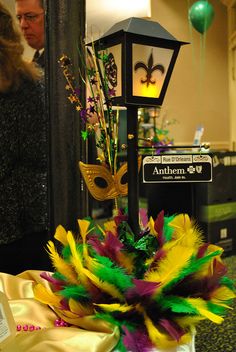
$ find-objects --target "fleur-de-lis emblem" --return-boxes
[134,50,165,87]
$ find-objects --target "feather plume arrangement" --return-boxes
[34,210,235,351]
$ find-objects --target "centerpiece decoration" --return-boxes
[33,18,235,352]
[34,209,235,351]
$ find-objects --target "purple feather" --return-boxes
[114,209,128,226]
[139,208,149,228]
[171,264,227,299]
[105,232,124,251]
[87,236,107,256]
[103,232,124,262]
[213,257,227,276]
[147,248,166,273]
[197,243,209,258]
[159,318,185,342]
[40,272,65,291]
[122,326,154,352]
[154,210,165,246]
[153,248,166,262]
[126,279,160,299]
[60,297,70,310]
[88,232,124,262]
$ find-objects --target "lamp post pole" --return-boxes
[127,106,140,236]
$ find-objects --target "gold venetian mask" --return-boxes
[79,156,142,201]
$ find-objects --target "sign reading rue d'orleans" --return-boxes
[143,154,212,183]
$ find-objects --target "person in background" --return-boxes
[15,0,45,68]
[0,1,50,274]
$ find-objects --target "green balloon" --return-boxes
[189,1,215,34]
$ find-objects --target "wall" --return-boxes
[151,0,229,149]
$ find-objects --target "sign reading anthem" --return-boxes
[143,154,212,183]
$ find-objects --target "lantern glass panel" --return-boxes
[132,44,174,98]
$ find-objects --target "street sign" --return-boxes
[143,154,212,183]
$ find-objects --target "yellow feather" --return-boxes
[54,307,83,319]
[66,231,90,288]
[198,308,224,324]
[54,225,68,246]
[175,315,205,328]
[77,219,91,242]
[186,297,224,324]
[94,303,134,313]
[33,283,61,307]
[117,251,135,274]
[69,298,94,316]
[77,219,92,267]
[167,214,203,250]
[169,213,191,231]
[193,245,224,279]
[82,267,124,301]
[208,243,224,254]
[97,224,106,237]
[145,245,194,292]
[211,286,236,304]
[144,312,192,349]
[46,241,78,284]
[148,217,158,237]
[104,220,117,236]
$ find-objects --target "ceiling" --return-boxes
[86,0,151,40]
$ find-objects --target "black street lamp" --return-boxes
[92,17,186,234]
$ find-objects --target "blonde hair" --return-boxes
[0,1,41,93]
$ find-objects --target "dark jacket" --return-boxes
[33,50,45,69]
[0,78,48,244]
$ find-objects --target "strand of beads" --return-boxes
[54,317,70,327]
[16,318,70,332]
[17,324,41,332]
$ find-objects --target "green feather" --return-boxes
[61,244,71,261]
[163,215,175,242]
[207,301,229,316]
[220,276,236,291]
[62,243,83,262]
[59,285,89,300]
[163,250,222,292]
[157,295,198,314]
[94,312,134,331]
[52,271,67,281]
[115,339,128,352]
[94,312,119,326]
[94,255,134,292]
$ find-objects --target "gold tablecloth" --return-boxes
[0,270,119,352]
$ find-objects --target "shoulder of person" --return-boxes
[21,76,45,95]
